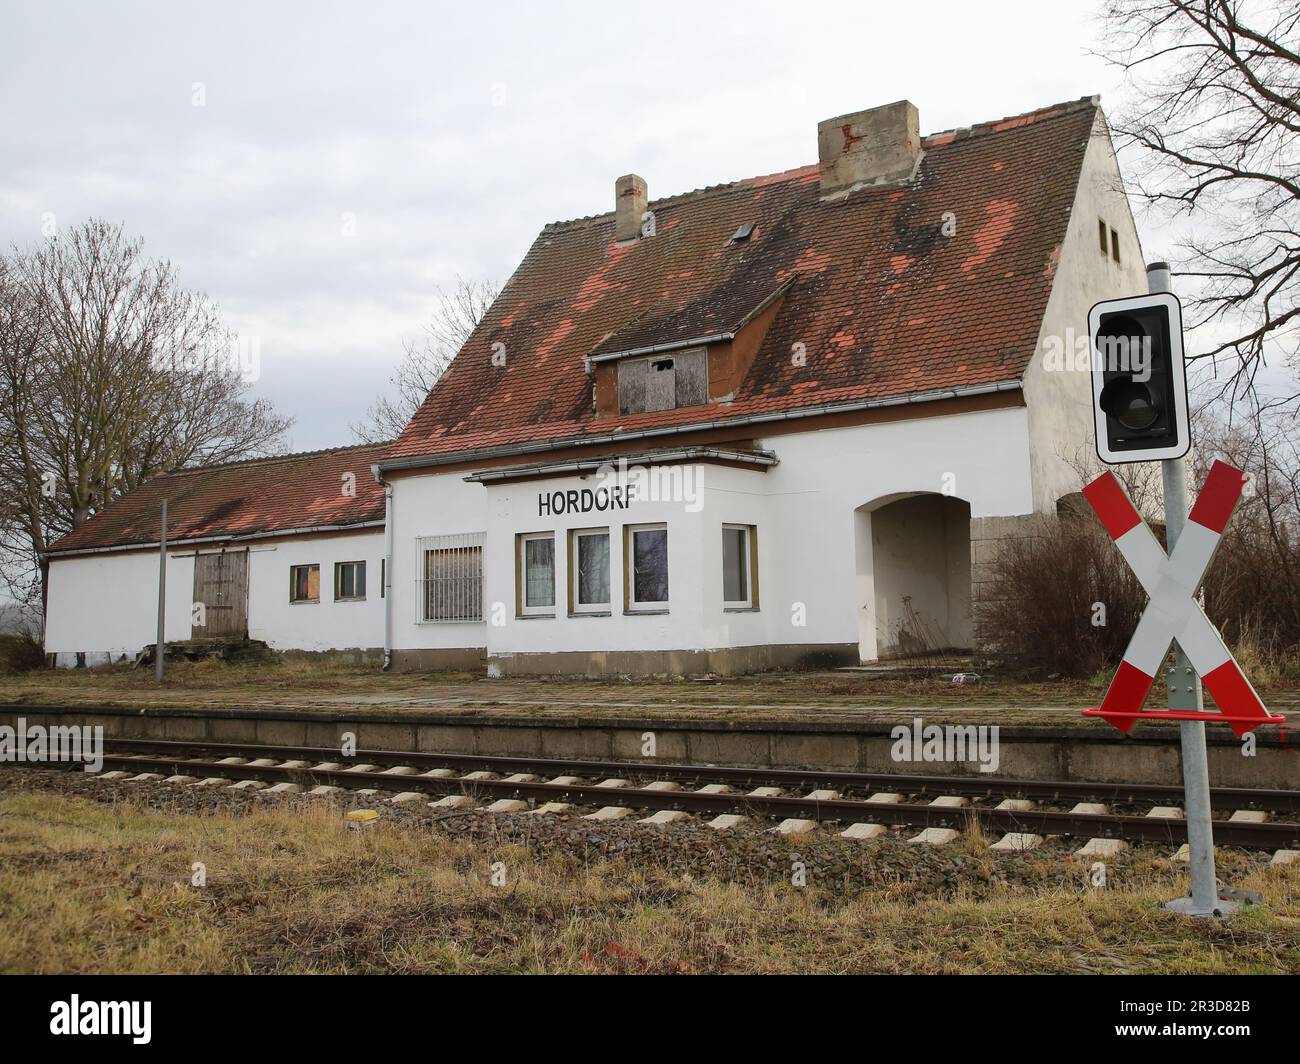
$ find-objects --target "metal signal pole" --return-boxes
[156,499,167,684]
[1146,262,1231,918]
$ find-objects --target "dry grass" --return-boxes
[1,786,1297,974]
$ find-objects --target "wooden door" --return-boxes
[191,549,249,639]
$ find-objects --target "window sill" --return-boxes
[289,599,320,605]
[569,611,612,618]
[516,613,556,620]
[334,597,366,604]
[724,606,759,613]
[624,608,670,616]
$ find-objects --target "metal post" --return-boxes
[1147,262,1231,918]
[156,499,167,684]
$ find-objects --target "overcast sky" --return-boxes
[0,0,1203,450]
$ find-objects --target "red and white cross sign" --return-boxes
[1082,460,1281,737]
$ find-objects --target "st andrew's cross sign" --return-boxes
[1081,459,1284,737]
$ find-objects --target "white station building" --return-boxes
[44,96,1147,675]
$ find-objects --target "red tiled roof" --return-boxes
[386,97,1102,467]
[46,444,388,554]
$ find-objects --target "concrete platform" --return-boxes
[11,700,1299,789]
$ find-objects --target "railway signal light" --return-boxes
[1088,291,1190,464]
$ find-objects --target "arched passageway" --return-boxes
[853,493,972,662]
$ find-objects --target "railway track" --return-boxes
[22,737,1300,859]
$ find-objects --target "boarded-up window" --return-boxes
[417,532,485,622]
[290,564,320,603]
[618,347,708,413]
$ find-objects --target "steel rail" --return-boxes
[89,752,1300,850]
[96,737,1300,813]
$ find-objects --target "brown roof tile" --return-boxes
[386,96,1101,466]
[47,444,387,554]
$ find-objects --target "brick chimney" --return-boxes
[817,101,920,197]
[615,174,648,241]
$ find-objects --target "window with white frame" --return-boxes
[625,523,668,611]
[417,533,484,623]
[334,560,366,601]
[518,532,556,616]
[570,527,610,614]
[722,524,757,609]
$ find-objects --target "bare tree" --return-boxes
[352,276,500,444]
[1097,0,1300,404]
[0,220,292,618]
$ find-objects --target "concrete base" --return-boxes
[485,799,530,813]
[991,832,1042,852]
[708,814,748,830]
[909,827,960,845]
[1271,849,1299,865]
[841,822,886,840]
[1075,837,1125,857]
[387,791,426,803]
[584,806,633,821]
[774,818,818,834]
[1163,895,1241,919]
[429,795,474,809]
[640,810,690,824]
[388,647,486,672]
[484,642,858,678]
[533,802,573,815]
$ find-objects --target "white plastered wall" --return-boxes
[1022,110,1150,513]
[390,403,1034,663]
[44,549,195,666]
[246,531,385,652]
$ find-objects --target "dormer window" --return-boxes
[618,347,708,414]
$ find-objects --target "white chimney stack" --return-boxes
[817,100,921,197]
[615,173,648,241]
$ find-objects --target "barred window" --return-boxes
[417,533,485,622]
